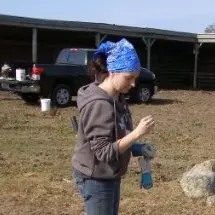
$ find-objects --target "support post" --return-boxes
[32,28,37,63]
[95,33,107,47]
[142,37,156,70]
[193,43,202,89]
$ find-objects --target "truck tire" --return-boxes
[133,84,153,103]
[20,93,39,103]
[51,84,71,107]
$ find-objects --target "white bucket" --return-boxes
[16,68,26,81]
[40,98,51,112]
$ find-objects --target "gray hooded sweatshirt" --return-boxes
[72,82,133,179]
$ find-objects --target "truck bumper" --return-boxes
[1,79,40,93]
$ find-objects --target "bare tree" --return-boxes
[205,23,215,33]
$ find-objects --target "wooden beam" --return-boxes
[0,14,198,42]
[143,33,196,43]
[197,34,215,43]
[32,28,37,63]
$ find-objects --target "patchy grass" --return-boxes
[0,90,215,214]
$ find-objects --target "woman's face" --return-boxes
[111,71,140,94]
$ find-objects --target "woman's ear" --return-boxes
[109,71,114,77]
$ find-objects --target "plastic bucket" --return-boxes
[40,98,51,112]
[16,68,26,81]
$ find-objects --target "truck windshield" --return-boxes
[68,50,86,65]
[56,49,95,65]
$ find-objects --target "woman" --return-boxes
[72,38,155,215]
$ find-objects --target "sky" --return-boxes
[0,0,215,33]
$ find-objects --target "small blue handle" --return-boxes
[131,143,143,157]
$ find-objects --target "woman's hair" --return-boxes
[88,54,108,83]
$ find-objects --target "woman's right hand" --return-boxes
[133,115,155,139]
[117,115,155,154]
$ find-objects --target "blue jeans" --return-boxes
[73,171,121,215]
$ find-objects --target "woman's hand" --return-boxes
[133,115,155,139]
[117,115,155,154]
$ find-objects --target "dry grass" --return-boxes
[0,90,215,214]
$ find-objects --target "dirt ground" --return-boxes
[0,89,215,215]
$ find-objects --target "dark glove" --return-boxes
[131,143,155,159]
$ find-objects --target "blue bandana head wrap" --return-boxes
[93,38,141,73]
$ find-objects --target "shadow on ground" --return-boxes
[128,98,183,106]
[149,98,183,105]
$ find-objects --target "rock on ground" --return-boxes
[206,195,215,206]
[180,159,215,198]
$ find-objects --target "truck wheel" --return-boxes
[20,94,39,103]
[134,85,153,103]
[52,84,71,107]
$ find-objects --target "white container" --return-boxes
[40,98,51,112]
[16,68,26,81]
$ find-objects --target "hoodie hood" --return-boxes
[77,82,114,112]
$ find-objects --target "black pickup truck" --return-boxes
[1,48,157,107]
